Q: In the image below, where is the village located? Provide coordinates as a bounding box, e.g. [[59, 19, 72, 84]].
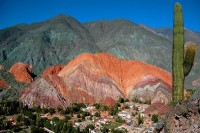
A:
[[0, 97, 169, 133], [69, 99, 167, 133], [37, 97, 168, 133]]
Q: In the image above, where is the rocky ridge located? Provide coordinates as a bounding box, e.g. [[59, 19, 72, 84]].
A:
[[20, 53, 172, 108]]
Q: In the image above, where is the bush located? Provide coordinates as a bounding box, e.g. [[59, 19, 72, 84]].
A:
[[49, 108, 55, 115], [115, 117, 125, 123], [132, 97, 151, 105], [82, 124, 94, 133], [44, 121, 52, 130], [111, 128, 128, 133], [95, 112, 100, 117], [101, 126, 109, 132], [16, 114, 22, 122], [93, 103, 102, 109], [118, 96, 125, 103], [151, 114, 159, 123], [125, 99, 129, 102], [52, 117, 60, 123], [109, 106, 118, 116], [64, 115, 71, 122], [30, 125, 45, 133], [82, 111, 90, 117]]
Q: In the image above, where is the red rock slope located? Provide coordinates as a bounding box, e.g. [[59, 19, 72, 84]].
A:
[[0, 79, 9, 88], [20, 53, 172, 108], [58, 53, 172, 103], [9, 62, 33, 83], [41, 64, 64, 78]]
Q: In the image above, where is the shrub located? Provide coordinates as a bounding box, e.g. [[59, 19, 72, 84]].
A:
[[115, 116, 125, 123], [151, 114, 159, 123], [93, 103, 102, 109], [95, 112, 100, 117], [109, 106, 118, 116], [118, 96, 125, 103]]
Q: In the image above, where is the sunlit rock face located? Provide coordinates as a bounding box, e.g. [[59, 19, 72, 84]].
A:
[[0, 79, 9, 88], [9, 62, 33, 83], [192, 77, 200, 87], [128, 76, 172, 104], [20, 53, 172, 108], [20, 76, 66, 108], [60, 53, 172, 105], [41, 64, 64, 78]]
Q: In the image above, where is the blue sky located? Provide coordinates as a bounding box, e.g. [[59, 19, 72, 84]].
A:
[[0, 0, 199, 32]]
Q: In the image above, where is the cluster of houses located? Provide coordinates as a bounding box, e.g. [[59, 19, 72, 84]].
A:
[[72, 102, 159, 133]]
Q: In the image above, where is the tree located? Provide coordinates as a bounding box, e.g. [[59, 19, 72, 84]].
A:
[[101, 126, 109, 133], [137, 114, 144, 125], [95, 112, 100, 117], [82, 124, 94, 133], [93, 103, 102, 109], [30, 125, 45, 133], [118, 96, 125, 103], [109, 106, 118, 116]]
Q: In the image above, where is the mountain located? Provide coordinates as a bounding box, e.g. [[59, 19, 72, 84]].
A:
[[154, 28, 200, 43], [154, 28, 200, 88], [0, 15, 100, 75], [84, 20, 172, 71], [0, 15, 199, 88], [20, 53, 172, 108]]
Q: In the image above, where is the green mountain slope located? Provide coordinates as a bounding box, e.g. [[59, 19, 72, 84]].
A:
[[0, 15, 199, 88]]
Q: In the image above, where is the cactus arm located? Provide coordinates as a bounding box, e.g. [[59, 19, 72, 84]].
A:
[[184, 44, 196, 76]]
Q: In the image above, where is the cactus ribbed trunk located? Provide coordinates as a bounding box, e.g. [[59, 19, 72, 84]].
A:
[[172, 3, 184, 102]]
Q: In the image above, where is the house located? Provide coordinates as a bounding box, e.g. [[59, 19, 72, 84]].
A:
[[100, 111, 109, 118], [75, 122, 81, 127], [118, 111, 132, 119]]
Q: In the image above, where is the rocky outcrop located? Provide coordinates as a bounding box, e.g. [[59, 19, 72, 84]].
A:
[[41, 64, 64, 77], [20, 53, 172, 108], [0, 79, 9, 88], [9, 62, 33, 83], [192, 77, 200, 87], [0, 65, 4, 70], [144, 102, 170, 115], [164, 99, 200, 133]]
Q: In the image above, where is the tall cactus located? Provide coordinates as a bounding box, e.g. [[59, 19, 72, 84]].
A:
[[172, 3, 196, 102], [172, 2, 184, 102]]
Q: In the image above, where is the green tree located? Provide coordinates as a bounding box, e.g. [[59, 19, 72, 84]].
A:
[[137, 114, 144, 126], [115, 117, 125, 123], [109, 106, 118, 116], [95, 112, 100, 117]]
